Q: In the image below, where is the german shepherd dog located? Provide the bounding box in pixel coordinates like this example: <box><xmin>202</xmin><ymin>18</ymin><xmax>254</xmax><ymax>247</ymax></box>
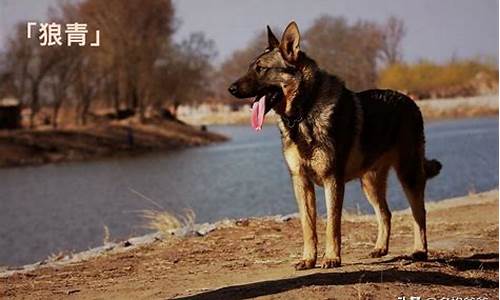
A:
<box><xmin>228</xmin><ymin>21</ymin><xmax>442</xmax><ymax>270</ymax></box>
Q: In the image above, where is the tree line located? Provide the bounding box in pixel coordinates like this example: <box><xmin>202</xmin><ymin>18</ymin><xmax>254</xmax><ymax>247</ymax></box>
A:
<box><xmin>0</xmin><ymin>0</ymin><xmax>215</xmax><ymax>128</ymax></box>
<box><xmin>0</xmin><ymin>3</ymin><xmax>409</xmax><ymax>128</ymax></box>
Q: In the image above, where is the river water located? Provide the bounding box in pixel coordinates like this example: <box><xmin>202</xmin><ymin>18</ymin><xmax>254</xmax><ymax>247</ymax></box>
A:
<box><xmin>0</xmin><ymin>117</ymin><xmax>498</xmax><ymax>266</ymax></box>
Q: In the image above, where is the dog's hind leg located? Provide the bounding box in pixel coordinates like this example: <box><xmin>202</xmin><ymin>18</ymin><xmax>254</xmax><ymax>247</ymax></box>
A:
<box><xmin>361</xmin><ymin>165</ymin><xmax>391</xmax><ymax>258</ymax></box>
<box><xmin>396</xmin><ymin>154</ymin><xmax>428</xmax><ymax>261</ymax></box>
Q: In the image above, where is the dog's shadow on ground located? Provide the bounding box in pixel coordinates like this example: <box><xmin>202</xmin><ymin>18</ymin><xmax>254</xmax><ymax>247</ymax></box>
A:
<box><xmin>373</xmin><ymin>252</ymin><xmax>499</xmax><ymax>271</ymax></box>
<box><xmin>174</xmin><ymin>253</ymin><xmax>498</xmax><ymax>300</ymax></box>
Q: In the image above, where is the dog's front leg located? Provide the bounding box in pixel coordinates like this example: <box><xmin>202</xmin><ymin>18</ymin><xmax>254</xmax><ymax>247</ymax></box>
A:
<box><xmin>322</xmin><ymin>177</ymin><xmax>344</xmax><ymax>268</ymax></box>
<box><xmin>291</xmin><ymin>174</ymin><xmax>317</xmax><ymax>270</ymax></box>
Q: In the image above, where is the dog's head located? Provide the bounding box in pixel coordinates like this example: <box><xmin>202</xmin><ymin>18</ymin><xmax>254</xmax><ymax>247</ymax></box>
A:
<box><xmin>228</xmin><ymin>21</ymin><xmax>304</xmax><ymax>130</ymax></box>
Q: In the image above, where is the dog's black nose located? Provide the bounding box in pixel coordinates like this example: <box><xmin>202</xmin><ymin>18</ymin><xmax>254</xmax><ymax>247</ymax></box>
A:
<box><xmin>228</xmin><ymin>84</ymin><xmax>238</xmax><ymax>96</ymax></box>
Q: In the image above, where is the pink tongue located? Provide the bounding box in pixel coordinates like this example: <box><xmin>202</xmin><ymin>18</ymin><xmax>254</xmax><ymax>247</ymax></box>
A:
<box><xmin>251</xmin><ymin>96</ymin><xmax>266</xmax><ymax>131</ymax></box>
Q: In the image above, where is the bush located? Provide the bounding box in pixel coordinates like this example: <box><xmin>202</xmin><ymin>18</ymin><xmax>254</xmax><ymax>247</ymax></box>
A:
<box><xmin>378</xmin><ymin>59</ymin><xmax>498</xmax><ymax>99</ymax></box>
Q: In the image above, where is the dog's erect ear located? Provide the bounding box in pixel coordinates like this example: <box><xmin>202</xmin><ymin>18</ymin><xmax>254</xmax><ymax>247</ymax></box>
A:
<box><xmin>267</xmin><ymin>25</ymin><xmax>279</xmax><ymax>49</ymax></box>
<box><xmin>280</xmin><ymin>21</ymin><xmax>300</xmax><ymax>63</ymax></box>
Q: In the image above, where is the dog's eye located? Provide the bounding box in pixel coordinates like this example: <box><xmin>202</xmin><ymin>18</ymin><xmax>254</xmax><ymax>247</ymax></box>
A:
<box><xmin>255</xmin><ymin>65</ymin><xmax>266</xmax><ymax>73</ymax></box>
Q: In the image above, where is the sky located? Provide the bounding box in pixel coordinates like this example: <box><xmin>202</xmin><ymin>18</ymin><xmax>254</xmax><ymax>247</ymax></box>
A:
<box><xmin>0</xmin><ymin>0</ymin><xmax>498</xmax><ymax>65</ymax></box>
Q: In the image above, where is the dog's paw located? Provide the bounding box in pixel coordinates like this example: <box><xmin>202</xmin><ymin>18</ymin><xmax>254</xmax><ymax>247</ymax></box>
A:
<box><xmin>411</xmin><ymin>251</ymin><xmax>428</xmax><ymax>261</ymax></box>
<box><xmin>369</xmin><ymin>248</ymin><xmax>388</xmax><ymax>258</ymax></box>
<box><xmin>294</xmin><ymin>259</ymin><xmax>316</xmax><ymax>270</ymax></box>
<box><xmin>321</xmin><ymin>257</ymin><xmax>341</xmax><ymax>268</ymax></box>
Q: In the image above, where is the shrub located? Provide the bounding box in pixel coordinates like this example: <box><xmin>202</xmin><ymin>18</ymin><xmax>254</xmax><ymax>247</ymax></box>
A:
<box><xmin>378</xmin><ymin>58</ymin><xmax>498</xmax><ymax>99</ymax></box>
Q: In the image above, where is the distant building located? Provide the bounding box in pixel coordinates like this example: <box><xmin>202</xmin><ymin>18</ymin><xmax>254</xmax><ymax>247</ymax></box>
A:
<box><xmin>0</xmin><ymin>98</ymin><xmax>21</xmax><ymax>129</ymax></box>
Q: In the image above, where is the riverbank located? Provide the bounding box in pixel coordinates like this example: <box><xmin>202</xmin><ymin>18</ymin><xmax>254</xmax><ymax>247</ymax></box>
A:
<box><xmin>0</xmin><ymin>120</ymin><xmax>227</xmax><ymax>168</ymax></box>
<box><xmin>180</xmin><ymin>94</ymin><xmax>499</xmax><ymax>125</ymax></box>
<box><xmin>1</xmin><ymin>190</ymin><xmax>497</xmax><ymax>299</ymax></box>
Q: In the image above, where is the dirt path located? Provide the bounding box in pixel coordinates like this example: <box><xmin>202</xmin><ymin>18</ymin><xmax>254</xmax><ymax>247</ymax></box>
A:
<box><xmin>1</xmin><ymin>191</ymin><xmax>498</xmax><ymax>299</ymax></box>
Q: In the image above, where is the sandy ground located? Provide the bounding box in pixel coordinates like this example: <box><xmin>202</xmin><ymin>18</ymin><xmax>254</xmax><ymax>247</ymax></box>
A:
<box><xmin>1</xmin><ymin>190</ymin><xmax>498</xmax><ymax>299</ymax></box>
<box><xmin>0</xmin><ymin>120</ymin><xmax>226</xmax><ymax>168</ymax></box>
<box><xmin>179</xmin><ymin>94</ymin><xmax>499</xmax><ymax>126</ymax></box>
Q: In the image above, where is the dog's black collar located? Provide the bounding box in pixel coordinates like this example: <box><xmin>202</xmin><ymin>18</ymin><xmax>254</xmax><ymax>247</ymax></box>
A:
<box><xmin>281</xmin><ymin>113</ymin><xmax>304</xmax><ymax>128</ymax></box>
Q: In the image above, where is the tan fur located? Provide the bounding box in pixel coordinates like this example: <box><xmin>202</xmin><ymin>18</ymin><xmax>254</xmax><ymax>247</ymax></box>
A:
<box><xmin>280</xmin><ymin>75</ymin><xmax>301</xmax><ymax>115</ymax></box>
<box><xmin>361</xmin><ymin>165</ymin><xmax>391</xmax><ymax>257</ymax></box>
<box><xmin>310</xmin><ymin>148</ymin><xmax>330</xmax><ymax>180</ymax></box>
<box><xmin>283</xmin><ymin>143</ymin><xmax>301</xmax><ymax>176</ymax></box>
<box><xmin>312</xmin><ymin>104</ymin><xmax>334</xmax><ymax>138</ymax></box>
<box><xmin>396</xmin><ymin>164</ymin><xmax>428</xmax><ymax>254</ymax></box>
<box><xmin>323</xmin><ymin>177</ymin><xmax>343</xmax><ymax>267</ymax></box>
<box><xmin>284</xmin><ymin>144</ymin><xmax>317</xmax><ymax>269</ymax></box>
<box><xmin>291</xmin><ymin>174</ymin><xmax>317</xmax><ymax>264</ymax></box>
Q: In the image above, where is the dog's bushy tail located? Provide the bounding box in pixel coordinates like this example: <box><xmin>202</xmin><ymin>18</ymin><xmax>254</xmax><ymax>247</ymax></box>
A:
<box><xmin>424</xmin><ymin>159</ymin><xmax>442</xmax><ymax>179</ymax></box>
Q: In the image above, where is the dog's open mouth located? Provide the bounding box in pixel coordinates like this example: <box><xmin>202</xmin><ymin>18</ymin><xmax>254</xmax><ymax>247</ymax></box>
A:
<box><xmin>251</xmin><ymin>88</ymin><xmax>282</xmax><ymax>131</ymax></box>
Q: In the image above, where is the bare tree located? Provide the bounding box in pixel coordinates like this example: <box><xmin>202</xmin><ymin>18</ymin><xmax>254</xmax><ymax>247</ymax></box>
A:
<box><xmin>2</xmin><ymin>27</ymin><xmax>29</xmax><ymax>103</ymax></box>
<box><xmin>78</xmin><ymin>0</ymin><xmax>175</xmax><ymax>120</ymax></box>
<box><xmin>156</xmin><ymin>32</ymin><xmax>217</xmax><ymax>113</ymax></box>
<box><xmin>216</xmin><ymin>31</ymin><xmax>269</xmax><ymax>102</ymax></box>
<box><xmin>4</xmin><ymin>24</ymin><xmax>60</xmax><ymax>128</ymax></box>
<box><xmin>1</xmin><ymin>0</ymin><xmax>217</xmax><ymax>127</ymax></box>
<box><xmin>380</xmin><ymin>16</ymin><xmax>406</xmax><ymax>65</ymax></box>
<box><xmin>72</xmin><ymin>55</ymin><xmax>102</xmax><ymax>125</ymax></box>
<box><xmin>303</xmin><ymin>15</ymin><xmax>383</xmax><ymax>91</ymax></box>
<box><xmin>46</xmin><ymin>47</ymin><xmax>79</xmax><ymax>128</ymax></box>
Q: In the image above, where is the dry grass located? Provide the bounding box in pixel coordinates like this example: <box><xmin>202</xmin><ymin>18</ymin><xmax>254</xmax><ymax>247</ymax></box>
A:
<box><xmin>129</xmin><ymin>187</ymin><xmax>197</xmax><ymax>235</ymax></box>
<box><xmin>354</xmin><ymin>284</ymin><xmax>374</xmax><ymax>300</ymax></box>
<box><xmin>141</xmin><ymin>209</ymin><xmax>196</xmax><ymax>235</ymax></box>
<box><xmin>102</xmin><ymin>225</ymin><xmax>111</xmax><ymax>245</ymax></box>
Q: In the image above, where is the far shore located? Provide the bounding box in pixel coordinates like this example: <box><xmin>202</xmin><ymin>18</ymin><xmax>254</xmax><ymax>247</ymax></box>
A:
<box><xmin>1</xmin><ymin>189</ymin><xmax>498</xmax><ymax>299</ymax></box>
<box><xmin>0</xmin><ymin>94</ymin><xmax>496</xmax><ymax>169</ymax></box>
<box><xmin>179</xmin><ymin>94</ymin><xmax>499</xmax><ymax>125</ymax></box>
<box><xmin>0</xmin><ymin>120</ymin><xmax>227</xmax><ymax>169</ymax></box>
